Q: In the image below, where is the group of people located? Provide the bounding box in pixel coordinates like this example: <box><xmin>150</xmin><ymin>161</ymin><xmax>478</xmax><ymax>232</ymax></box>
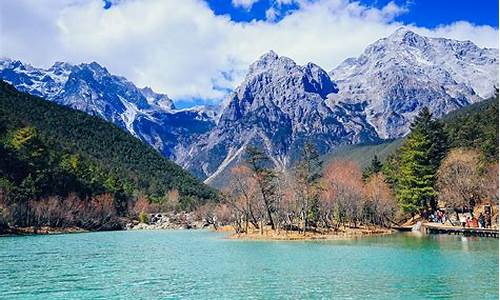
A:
<box><xmin>426</xmin><ymin>209</ymin><xmax>493</xmax><ymax>228</ymax></box>
<box><xmin>429</xmin><ymin>210</ymin><xmax>448</xmax><ymax>224</ymax></box>
<box><xmin>458</xmin><ymin>212</ymin><xmax>492</xmax><ymax>228</ymax></box>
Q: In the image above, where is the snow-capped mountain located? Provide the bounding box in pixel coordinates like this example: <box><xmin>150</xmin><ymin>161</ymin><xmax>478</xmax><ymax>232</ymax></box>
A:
<box><xmin>0</xmin><ymin>59</ymin><xmax>72</xmax><ymax>100</ymax></box>
<box><xmin>331</xmin><ymin>28</ymin><xmax>499</xmax><ymax>138</ymax></box>
<box><xmin>1</xmin><ymin>28</ymin><xmax>498</xmax><ymax>185</ymax></box>
<box><xmin>0</xmin><ymin>58</ymin><xmax>216</xmax><ymax>160</ymax></box>
<box><xmin>181</xmin><ymin>51</ymin><xmax>379</xmax><ymax>182</ymax></box>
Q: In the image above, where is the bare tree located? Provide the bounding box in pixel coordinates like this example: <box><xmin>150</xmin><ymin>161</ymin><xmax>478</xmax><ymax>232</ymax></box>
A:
<box><xmin>225</xmin><ymin>165</ymin><xmax>263</xmax><ymax>231</ymax></box>
<box><xmin>363</xmin><ymin>173</ymin><xmax>397</xmax><ymax>226</ymax></box>
<box><xmin>437</xmin><ymin>148</ymin><xmax>482</xmax><ymax>210</ymax></box>
<box><xmin>194</xmin><ymin>203</ymin><xmax>219</xmax><ymax>229</ymax></box>
<box><xmin>321</xmin><ymin>160</ymin><xmax>365</xmax><ymax>228</ymax></box>
<box><xmin>245</xmin><ymin>146</ymin><xmax>277</xmax><ymax>230</ymax></box>
<box><xmin>480</xmin><ymin>162</ymin><xmax>499</xmax><ymax>204</ymax></box>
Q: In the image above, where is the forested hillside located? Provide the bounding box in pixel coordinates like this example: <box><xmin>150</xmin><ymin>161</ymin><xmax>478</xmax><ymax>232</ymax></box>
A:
<box><xmin>443</xmin><ymin>96</ymin><xmax>498</xmax><ymax>161</ymax></box>
<box><xmin>0</xmin><ymin>81</ymin><xmax>218</xmax><ymax>230</ymax></box>
<box><xmin>325</xmin><ymin>95</ymin><xmax>498</xmax><ymax>168</ymax></box>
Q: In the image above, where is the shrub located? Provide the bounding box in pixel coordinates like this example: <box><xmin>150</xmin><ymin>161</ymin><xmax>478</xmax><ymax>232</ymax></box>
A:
<box><xmin>138</xmin><ymin>211</ymin><xmax>149</xmax><ymax>224</ymax></box>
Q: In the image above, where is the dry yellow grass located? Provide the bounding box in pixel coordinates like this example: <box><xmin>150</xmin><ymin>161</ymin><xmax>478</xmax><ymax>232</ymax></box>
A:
<box><xmin>219</xmin><ymin>225</ymin><xmax>393</xmax><ymax>241</ymax></box>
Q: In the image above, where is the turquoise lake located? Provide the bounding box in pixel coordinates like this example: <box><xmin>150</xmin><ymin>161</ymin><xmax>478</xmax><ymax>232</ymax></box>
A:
<box><xmin>0</xmin><ymin>230</ymin><xmax>498</xmax><ymax>299</ymax></box>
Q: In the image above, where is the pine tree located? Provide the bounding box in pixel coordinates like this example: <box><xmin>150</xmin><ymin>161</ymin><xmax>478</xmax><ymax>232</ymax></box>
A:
<box><xmin>363</xmin><ymin>155</ymin><xmax>383</xmax><ymax>180</ymax></box>
<box><xmin>397</xmin><ymin>130</ymin><xmax>436</xmax><ymax>213</ymax></box>
<box><xmin>392</xmin><ymin>107</ymin><xmax>447</xmax><ymax>212</ymax></box>
<box><xmin>409</xmin><ymin>107</ymin><xmax>448</xmax><ymax>172</ymax></box>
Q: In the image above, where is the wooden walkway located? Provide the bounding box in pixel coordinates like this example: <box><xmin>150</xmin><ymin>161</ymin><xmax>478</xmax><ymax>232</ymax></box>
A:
<box><xmin>423</xmin><ymin>223</ymin><xmax>499</xmax><ymax>237</ymax></box>
<box><xmin>393</xmin><ymin>223</ymin><xmax>499</xmax><ymax>238</ymax></box>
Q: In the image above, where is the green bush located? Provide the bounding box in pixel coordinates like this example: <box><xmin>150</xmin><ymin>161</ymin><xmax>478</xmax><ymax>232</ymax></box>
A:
<box><xmin>138</xmin><ymin>211</ymin><xmax>149</xmax><ymax>224</ymax></box>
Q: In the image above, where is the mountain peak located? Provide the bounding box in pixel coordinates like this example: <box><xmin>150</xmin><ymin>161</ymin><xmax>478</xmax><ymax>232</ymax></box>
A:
<box><xmin>259</xmin><ymin>50</ymin><xmax>279</xmax><ymax>61</ymax></box>
<box><xmin>248</xmin><ymin>51</ymin><xmax>298</xmax><ymax>78</ymax></box>
<box><xmin>0</xmin><ymin>58</ymin><xmax>26</xmax><ymax>70</ymax></box>
<box><xmin>141</xmin><ymin>86</ymin><xmax>154</xmax><ymax>94</ymax></box>
<box><xmin>249</xmin><ymin>50</ymin><xmax>283</xmax><ymax>72</ymax></box>
<box><xmin>389</xmin><ymin>26</ymin><xmax>414</xmax><ymax>38</ymax></box>
<box><xmin>50</xmin><ymin>61</ymin><xmax>72</xmax><ymax>68</ymax></box>
<box><xmin>48</xmin><ymin>61</ymin><xmax>73</xmax><ymax>74</ymax></box>
<box><xmin>240</xmin><ymin>50</ymin><xmax>336</xmax><ymax>101</ymax></box>
<box><xmin>386</xmin><ymin>27</ymin><xmax>428</xmax><ymax>48</ymax></box>
<box><xmin>78</xmin><ymin>61</ymin><xmax>109</xmax><ymax>75</ymax></box>
<box><xmin>140</xmin><ymin>86</ymin><xmax>175</xmax><ymax>110</ymax></box>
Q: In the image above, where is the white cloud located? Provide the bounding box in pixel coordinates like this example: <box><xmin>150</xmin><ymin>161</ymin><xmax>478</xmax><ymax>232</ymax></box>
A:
<box><xmin>265</xmin><ymin>7</ymin><xmax>278</xmax><ymax>21</ymax></box>
<box><xmin>414</xmin><ymin>21</ymin><xmax>500</xmax><ymax>49</ymax></box>
<box><xmin>0</xmin><ymin>0</ymin><xmax>498</xmax><ymax>104</ymax></box>
<box><xmin>231</xmin><ymin>0</ymin><xmax>260</xmax><ymax>10</ymax></box>
<box><xmin>381</xmin><ymin>1</ymin><xmax>408</xmax><ymax>20</ymax></box>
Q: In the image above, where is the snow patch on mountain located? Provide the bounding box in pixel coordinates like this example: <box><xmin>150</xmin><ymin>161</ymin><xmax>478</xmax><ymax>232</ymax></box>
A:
<box><xmin>204</xmin><ymin>144</ymin><xmax>247</xmax><ymax>184</ymax></box>
<box><xmin>119</xmin><ymin>96</ymin><xmax>140</xmax><ymax>136</ymax></box>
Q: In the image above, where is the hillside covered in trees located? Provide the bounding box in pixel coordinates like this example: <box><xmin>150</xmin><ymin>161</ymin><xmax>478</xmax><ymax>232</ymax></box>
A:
<box><xmin>443</xmin><ymin>96</ymin><xmax>498</xmax><ymax>161</ymax></box>
<box><xmin>0</xmin><ymin>81</ymin><xmax>218</xmax><ymax>231</ymax></box>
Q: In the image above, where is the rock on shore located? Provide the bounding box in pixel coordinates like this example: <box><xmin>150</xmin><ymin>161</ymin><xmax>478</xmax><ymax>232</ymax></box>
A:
<box><xmin>126</xmin><ymin>212</ymin><xmax>210</xmax><ymax>230</ymax></box>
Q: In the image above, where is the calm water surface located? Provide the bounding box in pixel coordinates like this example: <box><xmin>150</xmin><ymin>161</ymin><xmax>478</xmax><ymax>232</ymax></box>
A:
<box><xmin>0</xmin><ymin>230</ymin><xmax>498</xmax><ymax>299</ymax></box>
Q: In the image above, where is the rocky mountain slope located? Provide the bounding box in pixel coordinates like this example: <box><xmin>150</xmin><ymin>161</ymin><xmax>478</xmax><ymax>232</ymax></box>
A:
<box><xmin>181</xmin><ymin>51</ymin><xmax>380</xmax><ymax>182</ymax></box>
<box><xmin>330</xmin><ymin>28</ymin><xmax>498</xmax><ymax>138</ymax></box>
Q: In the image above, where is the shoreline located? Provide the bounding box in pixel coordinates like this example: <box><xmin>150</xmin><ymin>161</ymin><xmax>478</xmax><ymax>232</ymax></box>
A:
<box><xmin>223</xmin><ymin>226</ymin><xmax>395</xmax><ymax>241</ymax></box>
<box><xmin>0</xmin><ymin>226</ymin><xmax>89</xmax><ymax>237</ymax></box>
<box><xmin>4</xmin><ymin>222</ymin><xmax>496</xmax><ymax>240</ymax></box>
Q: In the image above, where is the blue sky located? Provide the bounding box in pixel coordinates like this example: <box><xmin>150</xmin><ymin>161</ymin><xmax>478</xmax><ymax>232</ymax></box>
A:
<box><xmin>393</xmin><ymin>0</ymin><xmax>499</xmax><ymax>28</ymax></box>
<box><xmin>2</xmin><ymin>0</ymin><xmax>499</xmax><ymax>108</ymax></box>
<box><xmin>103</xmin><ymin>0</ymin><xmax>500</xmax><ymax>27</ymax></box>
<box><xmin>204</xmin><ymin>0</ymin><xmax>499</xmax><ymax>27</ymax></box>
